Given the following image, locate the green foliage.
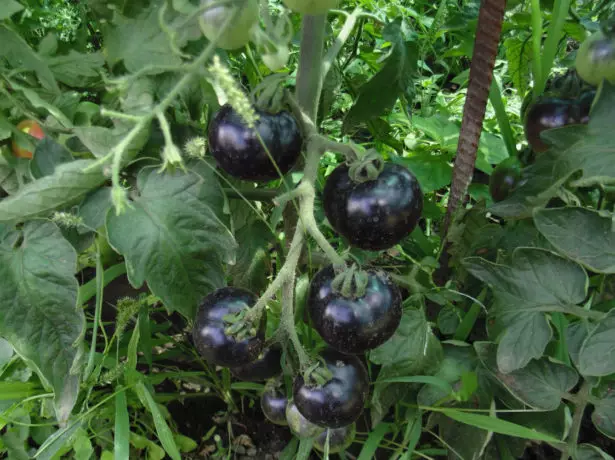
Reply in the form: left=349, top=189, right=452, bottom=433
left=1, top=0, right=614, bottom=458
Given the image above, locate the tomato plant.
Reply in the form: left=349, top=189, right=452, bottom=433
left=1, top=0, right=614, bottom=459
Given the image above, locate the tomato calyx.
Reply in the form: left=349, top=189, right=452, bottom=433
left=347, top=149, right=385, bottom=183
left=302, top=357, right=334, bottom=387
left=330, top=263, right=369, bottom=299
left=251, top=74, right=288, bottom=114
left=223, top=308, right=263, bottom=342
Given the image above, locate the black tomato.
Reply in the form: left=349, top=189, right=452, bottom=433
left=230, top=346, right=282, bottom=382
left=323, top=163, right=423, bottom=251
left=293, top=349, right=369, bottom=428
left=523, top=98, right=580, bottom=153
left=261, top=388, right=288, bottom=426
left=208, top=104, right=303, bottom=182
left=314, top=424, right=356, bottom=453
left=307, top=265, right=402, bottom=354
left=489, top=157, right=522, bottom=203
left=285, top=401, right=325, bottom=438
left=192, top=287, right=264, bottom=367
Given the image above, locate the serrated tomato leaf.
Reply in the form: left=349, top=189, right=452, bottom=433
left=0, top=160, right=107, bottom=223
left=0, top=222, right=84, bottom=422
left=464, top=248, right=587, bottom=373
left=534, top=207, right=615, bottom=274
left=578, top=310, right=615, bottom=377
left=106, top=167, right=235, bottom=318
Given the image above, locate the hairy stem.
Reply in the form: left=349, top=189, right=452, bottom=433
left=560, top=382, right=591, bottom=460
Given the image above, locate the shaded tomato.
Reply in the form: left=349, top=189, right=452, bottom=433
left=489, top=157, right=522, bottom=203
left=192, top=287, right=264, bottom=367
left=230, top=346, right=282, bottom=382
left=314, top=424, right=356, bottom=453
left=282, top=0, right=339, bottom=14
left=323, top=162, right=423, bottom=251
left=261, top=388, right=288, bottom=426
left=208, top=104, right=303, bottom=182
left=523, top=98, right=580, bottom=153
left=307, top=265, right=402, bottom=354
left=11, top=120, right=44, bottom=159
left=576, top=31, right=615, bottom=86
left=200, top=0, right=259, bottom=50
left=285, top=401, right=325, bottom=438
left=293, top=349, right=369, bottom=428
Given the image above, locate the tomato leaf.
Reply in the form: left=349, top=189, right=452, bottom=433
left=102, top=8, right=182, bottom=73
left=228, top=220, right=273, bottom=294
left=46, top=51, right=104, bottom=88
left=343, top=19, right=418, bottom=132
left=578, top=310, right=615, bottom=377
left=576, top=444, right=614, bottom=460
left=534, top=207, right=615, bottom=274
left=0, top=1, right=23, bottom=19
left=0, top=24, right=58, bottom=92
left=464, top=248, right=587, bottom=373
left=0, top=222, right=84, bottom=422
left=0, top=160, right=107, bottom=223
left=106, top=166, right=235, bottom=318
left=30, top=137, right=73, bottom=179
left=592, top=393, right=615, bottom=440
left=491, top=358, right=578, bottom=411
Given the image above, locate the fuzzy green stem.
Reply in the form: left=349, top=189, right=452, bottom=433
left=322, top=7, right=362, bottom=80
left=560, top=381, right=591, bottom=460
left=530, top=0, right=544, bottom=99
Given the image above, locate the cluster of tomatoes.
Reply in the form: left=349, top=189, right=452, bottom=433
left=194, top=102, right=424, bottom=447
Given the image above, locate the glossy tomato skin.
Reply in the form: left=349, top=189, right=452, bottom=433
left=307, top=265, right=402, bottom=354
left=282, top=0, right=338, bottom=14
left=192, top=287, right=264, bottom=367
left=200, top=0, right=259, bottom=50
left=523, top=98, right=580, bottom=153
left=323, top=163, right=423, bottom=251
left=11, top=120, right=45, bottom=159
left=314, top=424, right=356, bottom=453
left=293, top=349, right=369, bottom=428
left=208, top=104, right=303, bottom=182
left=261, top=388, right=288, bottom=426
left=576, top=31, right=615, bottom=86
left=230, top=346, right=282, bottom=382
left=286, top=401, right=325, bottom=438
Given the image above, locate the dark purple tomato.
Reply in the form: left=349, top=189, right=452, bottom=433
left=489, top=157, right=522, bottom=203
left=314, top=424, right=356, bottom=453
left=230, top=346, right=282, bottom=382
left=523, top=98, right=580, bottom=153
left=323, top=163, right=423, bottom=251
left=261, top=388, right=288, bottom=426
left=192, top=287, right=264, bottom=367
left=285, top=401, right=325, bottom=438
left=208, top=104, right=303, bottom=182
left=293, top=349, right=369, bottom=428
left=307, top=265, right=402, bottom=354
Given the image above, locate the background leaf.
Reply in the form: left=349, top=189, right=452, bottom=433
left=0, top=160, right=107, bottom=223
left=106, top=166, right=235, bottom=318
left=465, top=248, right=587, bottom=372
left=534, top=207, right=615, bottom=274
left=0, top=222, right=84, bottom=422
left=578, top=310, right=615, bottom=377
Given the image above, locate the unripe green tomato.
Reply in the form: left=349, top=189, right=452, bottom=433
left=200, top=0, right=259, bottom=50
left=576, top=31, right=615, bottom=86
left=313, top=424, right=356, bottom=453
left=282, top=0, right=339, bottom=15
